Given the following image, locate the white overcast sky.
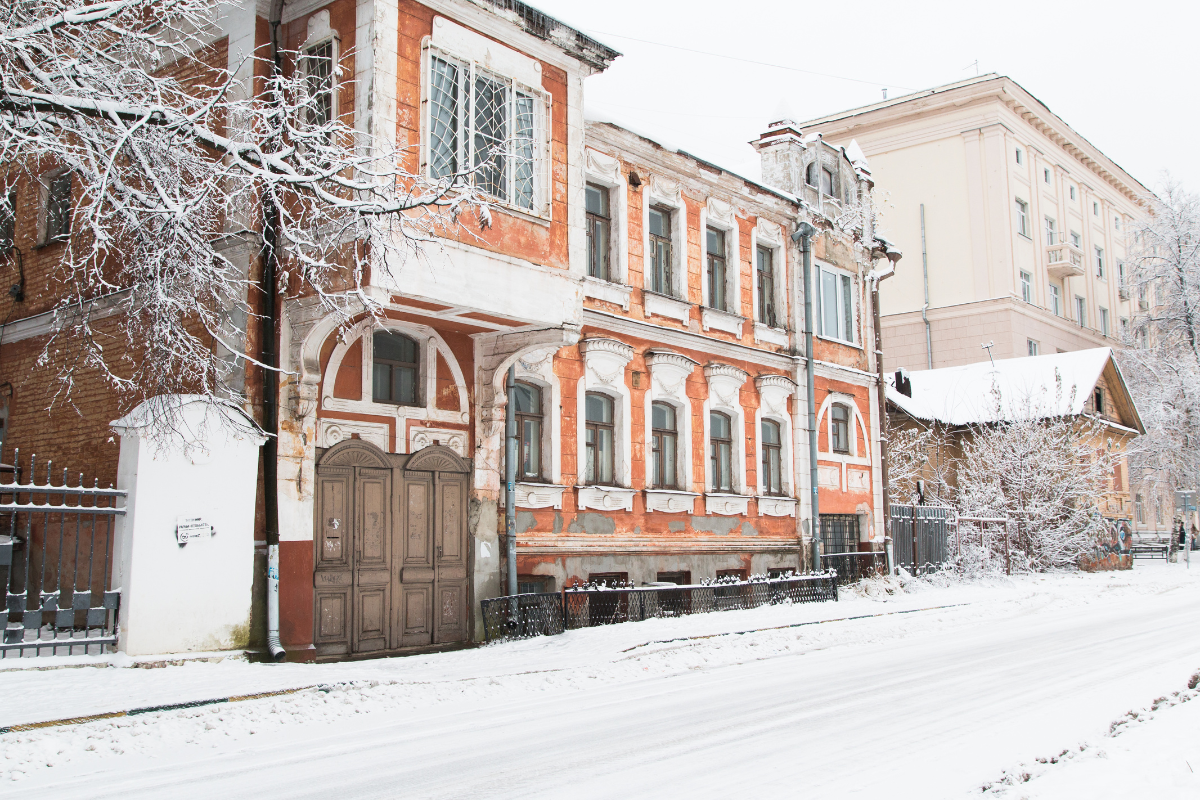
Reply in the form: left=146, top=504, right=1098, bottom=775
left=532, top=0, right=1199, bottom=196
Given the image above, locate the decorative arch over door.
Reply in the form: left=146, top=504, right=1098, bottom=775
left=312, top=440, right=473, bottom=659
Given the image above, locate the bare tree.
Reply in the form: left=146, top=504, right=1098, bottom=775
left=0, top=0, right=492, bottom=419
left=955, top=380, right=1116, bottom=571
left=1120, top=180, right=1200, bottom=492
left=883, top=414, right=953, bottom=505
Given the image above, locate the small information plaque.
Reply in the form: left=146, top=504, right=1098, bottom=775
left=176, top=516, right=213, bottom=544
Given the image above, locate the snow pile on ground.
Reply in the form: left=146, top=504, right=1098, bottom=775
left=1, top=563, right=1198, bottom=798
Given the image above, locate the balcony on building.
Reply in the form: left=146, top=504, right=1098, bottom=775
left=1045, top=235, right=1084, bottom=279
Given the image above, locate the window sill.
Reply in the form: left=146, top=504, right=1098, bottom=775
left=753, top=323, right=789, bottom=347
left=577, top=485, right=636, bottom=512
left=700, top=307, right=745, bottom=336
left=644, top=489, right=699, bottom=514
left=583, top=276, right=631, bottom=310
left=756, top=496, right=797, bottom=517
left=815, top=333, right=863, bottom=351
left=705, top=493, right=750, bottom=516
left=643, top=290, right=691, bottom=324
left=501, top=483, right=566, bottom=510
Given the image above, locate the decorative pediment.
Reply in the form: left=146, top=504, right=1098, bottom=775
left=646, top=350, right=698, bottom=402
left=405, top=444, right=470, bottom=474
left=706, top=197, right=734, bottom=227
left=581, top=338, right=634, bottom=387
left=756, top=218, right=782, bottom=245
left=586, top=148, right=621, bottom=181
left=705, top=363, right=749, bottom=411
left=649, top=174, right=682, bottom=205
left=318, top=439, right=391, bottom=468
left=755, top=374, right=796, bottom=419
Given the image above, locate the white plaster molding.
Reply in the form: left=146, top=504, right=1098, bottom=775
left=645, top=490, right=699, bottom=514
left=409, top=426, right=468, bottom=457
left=847, top=467, right=871, bottom=492
left=817, top=464, right=841, bottom=489
left=753, top=323, right=789, bottom=347
left=513, top=344, right=563, bottom=484
left=706, top=197, right=734, bottom=226
left=500, top=483, right=567, bottom=510
left=582, top=276, right=631, bottom=310
left=318, top=419, right=390, bottom=452
left=704, top=364, right=749, bottom=408
left=583, top=149, right=629, bottom=285
left=644, top=292, right=691, bottom=324
left=586, top=147, right=621, bottom=180
left=643, top=176, right=687, bottom=300
left=699, top=202, right=741, bottom=316
left=757, top=496, right=798, bottom=517
left=643, top=349, right=699, bottom=490
left=701, top=307, right=745, bottom=336
left=705, top=493, right=751, bottom=516
left=431, top=16, right=542, bottom=88
left=754, top=374, right=796, bottom=497
left=577, top=486, right=636, bottom=512
left=578, top=338, right=635, bottom=488
left=703, top=364, right=749, bottom=495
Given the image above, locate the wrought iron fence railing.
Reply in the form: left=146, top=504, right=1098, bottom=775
left=819, top=551, right=888, bottom=584
left=481, top=573, right=838, bottom=645
left=890, top=504, right=957, bottom=575
left=1, top=450, right=125, bottom=657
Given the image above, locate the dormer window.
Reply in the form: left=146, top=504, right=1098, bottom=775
left=1093, top=387, right=1104, bottom=415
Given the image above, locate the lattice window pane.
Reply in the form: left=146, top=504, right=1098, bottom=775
left=513, top=93, right=536, bottom=210
left=303, top=40, right=334, bottom=130
left=473, top=70, right=508, bottom=200
left=429, top=56, right=461, bottom=179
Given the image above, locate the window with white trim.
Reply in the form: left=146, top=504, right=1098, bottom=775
left=817, top=266, right=855, bottom=343
left=1044, top=167, right=1051, bottom=184
left=301, top=37, right=337, bottom=140
left=1044, top=216, right=1056, bottom=245
left=585, top=183, right=611, bottom=281
left=761, top=420, right=783, bottom=495
left=1095, top=246, right=1105, bottom=279
left=709, top=411, right=733, bottom=492
left=426, top=50, right=545, bottom=213
left=648, top=205, right=675, bottom=296
left=1099, top=306, right=1110, bottom=337
left=1070, top=230, right=1081, bottom=248
left=1075, top=295, right=1087, bottom=327
left=1027, top=339, right=1039, bottom=356
left=1070, top=185, right=1077, bottom=201
left=1020, top=271, right=1032, bottom=303
left=1015, top=148, right=1023, bottom=165
left=705, top=227, right=728, bottom=312
left=757, top=245, right=778, bottom=326
left=1015, top=198, right=1029, bottom=237
left=1049, top=283, right=1062, bottom=316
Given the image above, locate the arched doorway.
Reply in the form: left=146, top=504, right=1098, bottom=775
left=312, top=440, right=471, bottom=659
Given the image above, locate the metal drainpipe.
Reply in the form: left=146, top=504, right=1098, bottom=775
left=871, top=251, right=899, bottom=573
left=920, top=204, right=933, bottom=370
left=504, top=366, right=518, bottom=597
left=263, top=0, right=285, bottom=661
left=791, top=222, right=820, bottom=572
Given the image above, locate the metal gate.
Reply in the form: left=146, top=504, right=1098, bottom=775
left=820, top=514, right=884, bottom=583
left=1, top=451, right=124, bottom=657
left=890, top=504, right=956, bottom=575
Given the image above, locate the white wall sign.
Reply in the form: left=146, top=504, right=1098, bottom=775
left=175, top=516, right=213, bottom=544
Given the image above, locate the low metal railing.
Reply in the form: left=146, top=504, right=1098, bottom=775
left=480, top=574, right=838, bottom=645
left=820, top=551, right=888, bottom=584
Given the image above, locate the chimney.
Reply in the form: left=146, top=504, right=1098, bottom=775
left=750, top=118, right=810, bottom=195
left=894, top=368, right=912, bottom=398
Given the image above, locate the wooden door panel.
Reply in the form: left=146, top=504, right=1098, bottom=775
left=314, top=588, right=351, bottom=649
left=398, top=586, right=432, bottom=648
left=401, top=476, right=433, bottom=567
left=438, top=480, right=465, bottom=563
left=354, top=586, right=388, bottom=653
left=315, top=471, right=351, bottom=569
left=356, top=469, right=390, bottom=569
left=433, top=583, right=467, bottom=644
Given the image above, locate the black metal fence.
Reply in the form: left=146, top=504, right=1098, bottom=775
left=818, top=513, right=887, bottom=584
left=2, top=451, right=125, bottom=657
left=480, top=574, right=838, bottom=644
left=890, top=504, right=956, bottom=575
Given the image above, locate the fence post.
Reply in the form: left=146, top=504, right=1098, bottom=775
left=1004, top=528, right=1011, bottom=576
left=911, top=506, right=919, bottom=575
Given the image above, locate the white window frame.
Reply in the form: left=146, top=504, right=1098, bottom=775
left=1019, top=270, right=1032, bottom=303
left=702, top=364, right=748, bottom=497
left=1099, top=306, right=1110, bottom=337
left=700, top=198, right=740, bottom=316
left=1015, top=147, right=1023, bottom=165
left=577, top=339, right=634, bottom=489
left=1049, top=283, right=1062, bottom=316
left=1070, top=230, right=1082, bottom=248
left=1044, top=216, right=1056, bottom=245
left=582, top=148, right=631, bottom=308
left=1075, top=295, right=1087, bottom=327
left=1027, top=339, right=1039, bottom=356
left=642, top=177, right=687, bottom=302
left=643, top=351, right=698, bottom=496
left=1015, top=198, right=1029, bottom=238
left=299, top=12, right=340, bottom=138
left=753, top=375, right=795, bottom=499
left=815, top=262, right=858, bottom=345
left=1044, top=167, right=1051, bottom=184
left=1070, top=185, right=1077, bottom=201
left=750, top=222, right=786, bottom=331
left=422, top=37, right=551, bottom=219
left=1095, top=246, right=1105, bottom=279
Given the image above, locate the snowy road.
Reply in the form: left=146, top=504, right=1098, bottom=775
left=3, top=567, right=1200, bottom=798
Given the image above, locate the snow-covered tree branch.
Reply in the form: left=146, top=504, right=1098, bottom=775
left=0, top=0, right=494, bottom=417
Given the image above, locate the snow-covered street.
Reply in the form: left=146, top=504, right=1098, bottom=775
left=2, top=563, right=1199, bottom=799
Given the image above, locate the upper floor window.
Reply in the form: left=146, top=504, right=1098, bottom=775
left=1075, top=295, right=1087, bottom=327
left=1015, top=198, right=1029, bottom=237
left=585, top=183, right=611, bottom=281
left=1135, top=493, right=1145, bottom=524
left=1044, top=167, right=1051, bottom=184
left=805, top=162, right=817, bottom=187
left=1015, top=148, right=1023, bottom=165
left=757, top=245, right=778, bottom=327
left=584, top=393, right=615, bottom=485
left=1093, top=387, right=1105, bottom=414
left=1069, top=185, right=1077, bottom=201
left=1070, top=230, right=1082, bottom=248
left=301, top=38, right=336, bottom=136
left=830, top=403, right=850, bottom=454
left=1100, top=306, right=1110, bottom=337
left=1044, top=216, right=1056, bottom=245
left=709, top=411, right=733, bottom=492
left=761, top=420, right=782, bottom=495
left=705, top=227, right=727, bottom=311
left=648, top=206, right=674, bottom=296
left=1049, top=283, right=1062, bottom=316
left=820, top=167, right=834, bottom=196
left=372, top=330, right=419, bottom=406
left=1114, top=215, right=1121, bottom=231
left=1095, top=247, right=1105, bottom=279
left=1020, top=271, right=1032, bottom=303
left=41, top=171, right=71, bottom=245
left=1027, top=339, right=1039, bottom=356
left=1093, top=201, right=1100, bottom=216
left=818, top=267, right=855, bottom=343
left=427, top=53, right=542, bottom=212
left=513, top=382, right=543, bottom=480
left=651, top=402, right=678, bottom=490
left=1118, top=259, right=1126, bottom=288
left=0, top=188, right=14, bottom=253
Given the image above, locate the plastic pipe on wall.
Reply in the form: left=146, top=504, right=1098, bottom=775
left=791, top=222, right=820, bottom=572
left=267, top=544, right=285, bottom=661
left=505, top=365, right=518, bottom=597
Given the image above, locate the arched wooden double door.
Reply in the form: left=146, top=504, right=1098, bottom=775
left=313, top=441, right=471, bottom=659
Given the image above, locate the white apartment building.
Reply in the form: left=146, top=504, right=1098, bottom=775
left=799, top=74, right=1148, bottom=371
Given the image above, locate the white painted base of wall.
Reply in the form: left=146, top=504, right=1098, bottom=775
left=112, top=397, right=265, bottom=657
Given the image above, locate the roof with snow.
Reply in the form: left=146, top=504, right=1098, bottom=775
left=886, top=348, right=1144, bottom=434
